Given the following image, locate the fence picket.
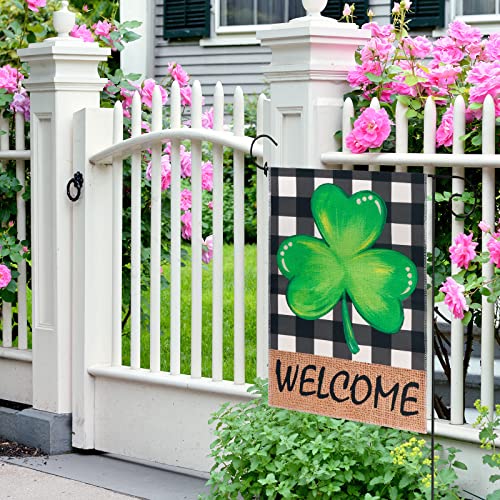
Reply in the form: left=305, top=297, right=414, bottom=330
left=342, top=98, right=354, bottom=171
left=369, top=98, right=380, bottom=172
left=170, top=81, right=182, bottom=376
left=395, top=100, right=408, bottom=173
left=131, top=91, right=142, bottom=370
left=481, top=95, right=496, bottom=415
left=149, top=87, right=163, bottom=373
left=0, top=114, right=12, bottom=347
left=423, top=96, right=436, bottom=419
left=212, top=82, right=224, bottom=382
left=450, top=95, right=466, bottom=425
left=15, top=112, right=28, bottom=350
left=233, top=86, right=245, bottom=384
left=191, top=81, right=203, bottom=379
left=112, top=102, right=124, bottom=367
left=256, top=93, right=269, bottom=379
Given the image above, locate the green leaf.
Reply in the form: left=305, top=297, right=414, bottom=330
left=452, top=460, right=467, bottom=470
left=365, top=73, right=384, bottom=83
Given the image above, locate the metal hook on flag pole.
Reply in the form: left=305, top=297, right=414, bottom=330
left=250, top=134, right=278, bottom=177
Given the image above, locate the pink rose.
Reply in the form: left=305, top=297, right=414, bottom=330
left=207, top=201, right=214, bottom=210
left=361, top=38, right=393, bottom=63
left=180, top=85, right=192, bottom=107
left=402, top=36, right=433, bottom=59
left=202, top=235, right=213, bottom=264
left=10, top=88, right=30, bottom=121
left=361, top=22, right=394, bottom=41
left=146, top=155, right=171, bottom=191
left=436, top=106, right=454, bottom=148
left=0, top=65, right=24, bottom=94
left=180, top=188, right=192, bottom=211
left=346, top=107, right=392, bottom=153
left=201, top=161, right=213, bottom=191
left=440, top=277, right=468, bottom=320
left=0, top=264, right=11, bottom=289
left=347, top=60, right=383, bottom=89
left=181, top=211, right=192, bottom=240
left=168, top=62, right=190, bottom=87
left=479, top=220, right=491, bottom=233
left=485, top=34, right=500, bottom=61
left=202, top=108, right=214, bottom=129
left=449, top=233, right=477, bottom=269
left=70, top=24, right=94, bottom=43
left=27, top=0, right=46, bottom=12
left=447, top=20, right=482, bottom=47
left=487, top=235, right=500, bottom=268
left=93, top=21, right=113, bottom=38
left=141, top=79, right=168, bottom=108
left=180, top=146, right=192, bottom=177
left=432, top=37, right=465, bottom=65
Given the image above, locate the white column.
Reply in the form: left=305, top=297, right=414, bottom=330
left=18, top=2, right=110, bottom=414
left=120, top=0, right=154, bottom=79
left=257, top=1, right=370, bottom=169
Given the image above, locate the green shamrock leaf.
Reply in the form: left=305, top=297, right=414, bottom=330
left=277, top=184, right=418, bottom=355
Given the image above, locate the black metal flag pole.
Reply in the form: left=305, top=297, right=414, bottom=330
left=431, top=172, right=437, bottom=500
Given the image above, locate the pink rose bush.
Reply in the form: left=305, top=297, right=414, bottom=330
left=121, top=63, right=217, bottom=253
left=344, top=7, right=500, bottom=153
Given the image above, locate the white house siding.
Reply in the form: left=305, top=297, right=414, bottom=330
left=155, top=1, right=271, bottom=105
left=155, top=1, right=392, bottom=104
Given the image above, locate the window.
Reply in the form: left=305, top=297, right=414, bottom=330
left=450, top=0, right=500, bottom=32
left=460, top=0, right=495, bottom=15
left=216, top=0, right=367, bottom=34
left=218, top=0, right=306, bottom=32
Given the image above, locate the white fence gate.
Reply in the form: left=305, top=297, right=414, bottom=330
left=71, top=81, right=269, bottom=471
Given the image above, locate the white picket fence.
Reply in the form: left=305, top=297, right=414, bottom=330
left=0, top=111, right=32, bottom=405
left=325, top=94, right=498, bottom=435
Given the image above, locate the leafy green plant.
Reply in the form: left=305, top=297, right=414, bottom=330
left=205, top=379, right=465, bottom=499
left=473, top=400, right=500, bottom=500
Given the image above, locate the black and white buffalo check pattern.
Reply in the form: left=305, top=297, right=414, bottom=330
left=270, top=169, right=426, bottom=371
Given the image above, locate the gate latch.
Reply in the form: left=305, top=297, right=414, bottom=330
left=67, top=171, right=84, bottom=202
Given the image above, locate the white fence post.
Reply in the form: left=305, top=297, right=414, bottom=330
left=257, top=1, right=370, bottom=170
left=18, top=2, right=110, bottom=415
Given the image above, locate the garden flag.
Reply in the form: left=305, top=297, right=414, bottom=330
left=269, top=169, right=427, bottom=433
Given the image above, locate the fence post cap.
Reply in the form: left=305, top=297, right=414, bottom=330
left=53, top=1, right=75, bottom=38
left=302, top=0, right=328, bottom=16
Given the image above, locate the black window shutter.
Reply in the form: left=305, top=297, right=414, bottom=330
left=323, top=0, right=369, bottom=26
left=390, top=0, right=445, bottom=28
left=163, top=0, right=210, bottom=39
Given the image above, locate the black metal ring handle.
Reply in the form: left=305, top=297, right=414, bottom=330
left=67, top=171, right=84, bottom=202
left=250, top=134, right=278, bottom=177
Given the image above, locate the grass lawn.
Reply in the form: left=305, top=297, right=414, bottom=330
left=122, top=244, right=258, bottom=382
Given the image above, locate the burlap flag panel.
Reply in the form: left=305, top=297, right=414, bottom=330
left=269, top=169, right=427, bottom=433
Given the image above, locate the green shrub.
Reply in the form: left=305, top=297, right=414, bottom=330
left=205, top=380, right=465, bottom=499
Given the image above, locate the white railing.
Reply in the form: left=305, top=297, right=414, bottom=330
left=325, top=94, right=498, bottom=430
left=0, top=111, right=30, bottom=356
left=89, top=81, right=268, bottom=388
